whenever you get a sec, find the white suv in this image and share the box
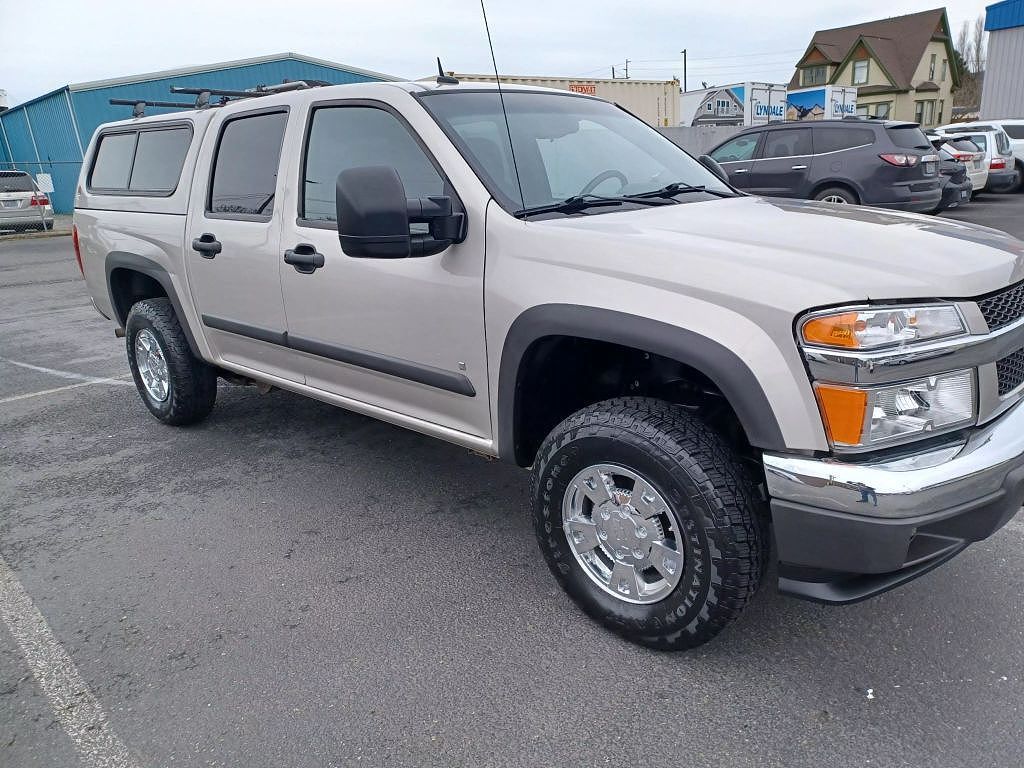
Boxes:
[935,122,1021,193]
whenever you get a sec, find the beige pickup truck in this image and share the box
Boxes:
[73,78,1024,649]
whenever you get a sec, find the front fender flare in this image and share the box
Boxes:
[497,304,787,464]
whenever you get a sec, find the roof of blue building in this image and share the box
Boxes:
[986,0,1024,31]
[1,52,401,114]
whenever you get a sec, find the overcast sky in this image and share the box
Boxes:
[0,0,990,108]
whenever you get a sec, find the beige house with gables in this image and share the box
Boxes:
[789,8,960,127]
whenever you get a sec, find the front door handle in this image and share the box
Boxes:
[284,243,325,274]
[192,233,222,258]
[791,165,808,170]
[733,168,749,174]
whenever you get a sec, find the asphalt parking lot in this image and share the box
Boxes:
[3,196,1024,768]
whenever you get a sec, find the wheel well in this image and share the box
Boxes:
[810,181,860,203]
[109,267,167,326]
[511,336,752,467]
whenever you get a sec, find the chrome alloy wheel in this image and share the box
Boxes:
[562,464,685,604]
[821,194,849,204]
[134,328,170,403]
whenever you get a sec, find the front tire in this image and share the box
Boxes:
[532,398,768,650]
[125,297,216,425]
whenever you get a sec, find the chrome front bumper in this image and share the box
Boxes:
[764,398,1024,519]
[763,400,1024,603]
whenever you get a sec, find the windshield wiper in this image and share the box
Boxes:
[513,193,672,219]
[627,182,735,200]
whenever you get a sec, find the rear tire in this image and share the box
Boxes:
[531,397,768,650]
[813,186,858,205]
[125,297,216,425]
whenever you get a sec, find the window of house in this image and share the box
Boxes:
[857,105,870,117]
[937,100,945,126]
[802,65,827,86]
[301,106,445,222]
[852,59,869,86]
[706,101,713,112]
[208,111,288,218]
[874,102,891,119]
[914,100,936,126]
[929,53,937,80]
[941,59,948,82]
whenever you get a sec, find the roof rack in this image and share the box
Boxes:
[109,79,329,116]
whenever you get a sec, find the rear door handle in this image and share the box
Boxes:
[284,243,325,274]
[191,233,222,258]
[791,165,808,170]
[733,168,749,174]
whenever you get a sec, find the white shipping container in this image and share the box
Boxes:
[435,74,680,127]
[786,85,858,121]
[678,82,786,127]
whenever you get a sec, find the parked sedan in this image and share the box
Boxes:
[934,148,972,212]
[707,119,941,212]
[0,171,54,232]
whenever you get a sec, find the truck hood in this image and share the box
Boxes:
[537,195,1024,304]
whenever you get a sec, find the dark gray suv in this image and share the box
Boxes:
[708,120,942,212]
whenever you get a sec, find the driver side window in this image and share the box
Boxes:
[710,133,760,163]
[535,119,660,199]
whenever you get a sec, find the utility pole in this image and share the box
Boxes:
[625,59,630,79]
[681,49,688,92]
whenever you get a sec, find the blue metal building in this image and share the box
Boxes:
[0,53,399,212]
[981,0,1024,118]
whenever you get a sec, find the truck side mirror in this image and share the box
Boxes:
[336,166,467,259]
[698,154,730,185]
[336,166,412,259]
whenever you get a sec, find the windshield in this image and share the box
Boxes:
[0,172,35,193]
[419,90,732,214]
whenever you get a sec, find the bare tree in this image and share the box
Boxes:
[957,20,972,71]
[972,15,986,72]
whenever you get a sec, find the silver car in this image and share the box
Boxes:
[0,171,55,232]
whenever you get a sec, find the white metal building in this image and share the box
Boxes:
[435,74,680,127]
[981,0,1024,118]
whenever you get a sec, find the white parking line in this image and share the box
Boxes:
[0,379,131,404]
[0,357,133,386]
[0,556,142,768]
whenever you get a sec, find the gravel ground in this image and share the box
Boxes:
[2,199,1024,767]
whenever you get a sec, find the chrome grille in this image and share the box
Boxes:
[977,280,1024,332]
[996,348,1024,396]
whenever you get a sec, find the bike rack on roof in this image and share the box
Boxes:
[108,79,330,117]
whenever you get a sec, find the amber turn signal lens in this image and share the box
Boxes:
[802,313,863,348]
[814,384,868,446]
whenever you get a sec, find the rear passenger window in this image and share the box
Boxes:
[90,133,137,189]
[209,111,288,218]
[813,128,875,153]
[761,128,812,158]
[129,128,191,192]
[301,106,444,222]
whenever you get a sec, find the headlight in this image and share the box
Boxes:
[801,305,966,350]
[814,369,976,449]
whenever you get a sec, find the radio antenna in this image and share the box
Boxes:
[479,0,526,217]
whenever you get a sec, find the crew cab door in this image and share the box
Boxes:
[276,98,490,438]
[184,106,301,382]
[745,127,813,197]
